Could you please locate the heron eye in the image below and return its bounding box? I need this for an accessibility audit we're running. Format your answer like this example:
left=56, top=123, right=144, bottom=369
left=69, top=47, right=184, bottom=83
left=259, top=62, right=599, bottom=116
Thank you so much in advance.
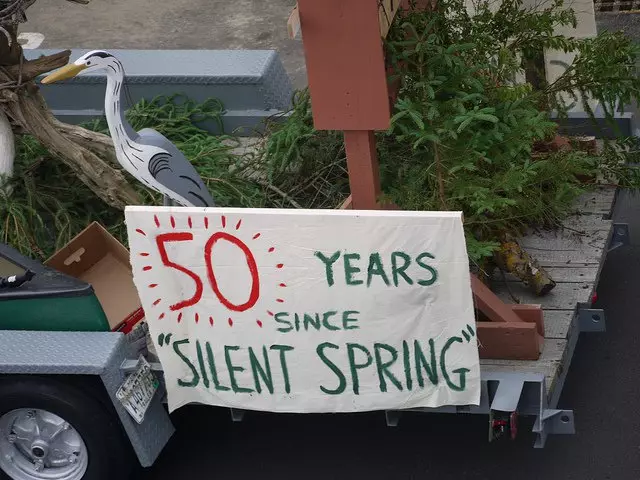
left=87, top=61, right=91, bottom=65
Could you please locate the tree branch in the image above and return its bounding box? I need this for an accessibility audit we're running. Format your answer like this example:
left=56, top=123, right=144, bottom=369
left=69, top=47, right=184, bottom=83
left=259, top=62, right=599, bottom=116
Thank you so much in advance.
left=0, top=1, right=135, bottom=210
left=1, top=86, right=141, bottom=208
left=53, top=119, right=119, bottom=167
left=5, top=50, right=70, bottom=81
left=0, top=53, right=141, bottom=209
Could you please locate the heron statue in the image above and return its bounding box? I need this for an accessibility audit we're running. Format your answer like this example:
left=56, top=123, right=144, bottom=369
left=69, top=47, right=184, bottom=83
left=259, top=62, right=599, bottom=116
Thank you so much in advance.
left=42, top=50, right=215, bottom=208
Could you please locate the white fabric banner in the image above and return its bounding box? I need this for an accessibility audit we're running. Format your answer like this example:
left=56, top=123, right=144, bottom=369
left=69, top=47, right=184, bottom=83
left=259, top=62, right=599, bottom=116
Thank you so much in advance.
left=125, top=206, right=480, bottom=413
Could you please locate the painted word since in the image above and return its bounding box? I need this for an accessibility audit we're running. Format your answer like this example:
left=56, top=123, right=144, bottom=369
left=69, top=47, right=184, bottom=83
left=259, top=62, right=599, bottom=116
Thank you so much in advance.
left=274, top=310, right=360, bottom=333
left=314, top=251, right=438, bottom=288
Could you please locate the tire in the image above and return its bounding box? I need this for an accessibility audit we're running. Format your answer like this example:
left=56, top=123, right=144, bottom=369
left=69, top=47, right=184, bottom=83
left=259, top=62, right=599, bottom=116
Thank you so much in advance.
left=0, top=376, right=134, bottom=480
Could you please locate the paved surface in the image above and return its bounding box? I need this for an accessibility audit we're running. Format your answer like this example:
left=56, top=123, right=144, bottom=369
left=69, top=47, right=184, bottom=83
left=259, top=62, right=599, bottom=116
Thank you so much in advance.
left=137, top=192, right=640, bottom=480
left=25, top=3, right=638, bottom=92
left=25, top=0, right=307, bottom=89
left=597, top=13, right=640, bottom=43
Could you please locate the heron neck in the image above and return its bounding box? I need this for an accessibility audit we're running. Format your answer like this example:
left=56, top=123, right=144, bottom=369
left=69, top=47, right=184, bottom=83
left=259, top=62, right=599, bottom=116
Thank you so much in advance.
left=104, top=66, right=138, bottom=143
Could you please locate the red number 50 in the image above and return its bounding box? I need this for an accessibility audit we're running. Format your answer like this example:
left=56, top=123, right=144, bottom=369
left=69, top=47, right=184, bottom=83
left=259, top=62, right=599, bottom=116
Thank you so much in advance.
left=155, top=232, right=260, bottom=313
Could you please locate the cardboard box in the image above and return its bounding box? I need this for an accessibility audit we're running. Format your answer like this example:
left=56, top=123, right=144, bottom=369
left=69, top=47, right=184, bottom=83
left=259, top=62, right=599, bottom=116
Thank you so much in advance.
left=46, top=222, right=144, bottom=331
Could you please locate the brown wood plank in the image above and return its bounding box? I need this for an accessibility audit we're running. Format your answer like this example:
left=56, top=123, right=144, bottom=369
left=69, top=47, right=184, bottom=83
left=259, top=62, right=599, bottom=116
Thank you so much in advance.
left=471, top=274, right=524, bottom=323
left=481, top=338, right=567, bottom=395
left=343, top=130, right=382, bottom=209
left=494, top=266, right=599, bottom=283
left=542, top=310, right=574, bottom=339
left=476, top=322, right=542, bottom=360
left=511, top=304, right=544, bottom=336
left=572, top=186, right=617, bottom=216
left=493, top=282, right=593, bottom=310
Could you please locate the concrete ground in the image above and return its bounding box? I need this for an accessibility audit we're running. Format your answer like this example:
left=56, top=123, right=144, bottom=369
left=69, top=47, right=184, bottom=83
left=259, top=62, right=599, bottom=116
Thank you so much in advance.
left=25, top=3, right=638, bottom=92
left=25, top=0, right=307, bottom=89
left=596, top=12, right=640, bottom=43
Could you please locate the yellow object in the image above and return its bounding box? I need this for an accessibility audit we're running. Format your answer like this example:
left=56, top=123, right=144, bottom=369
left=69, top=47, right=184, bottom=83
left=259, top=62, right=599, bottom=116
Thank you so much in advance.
left=41, top=63, right=87, bottom=84
left=494, top=237, right=557, bottom=296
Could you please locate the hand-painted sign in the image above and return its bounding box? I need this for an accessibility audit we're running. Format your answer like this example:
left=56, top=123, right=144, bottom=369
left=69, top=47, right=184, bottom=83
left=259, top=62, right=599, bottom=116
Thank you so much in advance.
left=125, top=206, right=481, bottom=413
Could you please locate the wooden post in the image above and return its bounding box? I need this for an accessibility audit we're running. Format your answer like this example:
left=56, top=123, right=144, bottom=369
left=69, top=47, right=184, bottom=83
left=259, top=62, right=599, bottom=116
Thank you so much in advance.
left=297, top=0, right=392, bottom=209
left=343, top=131, right=381, bottom=209
left=296, top=0, right=391, bottom=132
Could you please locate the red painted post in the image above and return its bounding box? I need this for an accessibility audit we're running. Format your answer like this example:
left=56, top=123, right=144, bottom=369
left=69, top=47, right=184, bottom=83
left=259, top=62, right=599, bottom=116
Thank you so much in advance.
left=297, top=0, right=390, bottom=210
left=343, top=131, right=381, bottom=210
left=297, top=0, right=391, bottom=131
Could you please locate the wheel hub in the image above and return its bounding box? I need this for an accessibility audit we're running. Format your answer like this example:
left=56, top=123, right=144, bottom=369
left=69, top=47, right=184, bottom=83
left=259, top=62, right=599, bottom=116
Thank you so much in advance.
left=30, top=444, right=46, bottom=459
left=0, top=409, right=88, bottom=480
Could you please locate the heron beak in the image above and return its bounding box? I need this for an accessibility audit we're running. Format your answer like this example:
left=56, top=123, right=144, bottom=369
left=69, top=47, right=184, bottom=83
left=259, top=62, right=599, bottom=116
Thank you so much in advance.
left=41, top=63, right=87, bottom=84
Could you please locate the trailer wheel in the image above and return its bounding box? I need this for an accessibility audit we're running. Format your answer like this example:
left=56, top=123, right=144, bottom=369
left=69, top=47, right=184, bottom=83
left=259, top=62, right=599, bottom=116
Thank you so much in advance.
left=0, top=376, right=133, bottom=480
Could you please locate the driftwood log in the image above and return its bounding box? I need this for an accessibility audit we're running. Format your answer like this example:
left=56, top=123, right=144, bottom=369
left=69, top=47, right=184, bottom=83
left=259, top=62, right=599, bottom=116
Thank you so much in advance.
left=0, top=3, right=140, bottom=208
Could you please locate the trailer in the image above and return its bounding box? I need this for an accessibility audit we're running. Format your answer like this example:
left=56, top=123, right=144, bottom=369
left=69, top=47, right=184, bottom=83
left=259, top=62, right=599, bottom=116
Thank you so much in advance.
left=0, top=241, right=174, bottom=480
left=0, top=182, right=623, bottom=480
left=386, top=185, right=624, bottom=446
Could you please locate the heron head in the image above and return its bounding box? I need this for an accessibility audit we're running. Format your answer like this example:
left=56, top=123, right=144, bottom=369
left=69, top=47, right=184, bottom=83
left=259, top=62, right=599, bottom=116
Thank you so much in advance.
left=42, top=50, right=118, bottom=84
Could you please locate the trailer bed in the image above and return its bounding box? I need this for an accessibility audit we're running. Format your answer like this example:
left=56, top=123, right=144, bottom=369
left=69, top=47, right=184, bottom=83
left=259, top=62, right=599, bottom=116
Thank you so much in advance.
left=135, top=185, right=620, bottom=448
left=485, top=185, right=617, bottom=402
left=387, top=186, right=619, bottom=447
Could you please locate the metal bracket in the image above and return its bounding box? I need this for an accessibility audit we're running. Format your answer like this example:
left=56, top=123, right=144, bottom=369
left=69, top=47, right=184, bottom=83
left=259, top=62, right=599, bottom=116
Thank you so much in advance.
left=385, top=411, right=402, bottom=427
left=578, top=307, right=606, bottom=333
left=533, top=409, right=575, bottom=448
left=230, top=408, right=246, bottom=422
left=490, top=377, right=525, bottom=412
left=120, top=358, right=164, bottom=374
left=380, top=304, right=607, bottom=447
left=385, top=372, right=577, bottom=448
left=532, top=376, right=576, bottom=448
left=608, top=223, right=630, bottom=252
left=488, top=378, right=524, bottom=443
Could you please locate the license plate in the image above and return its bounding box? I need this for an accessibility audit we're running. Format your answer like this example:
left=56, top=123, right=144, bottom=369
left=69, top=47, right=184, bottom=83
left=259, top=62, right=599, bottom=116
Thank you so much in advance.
left=116, top=356, right=158, bottom=424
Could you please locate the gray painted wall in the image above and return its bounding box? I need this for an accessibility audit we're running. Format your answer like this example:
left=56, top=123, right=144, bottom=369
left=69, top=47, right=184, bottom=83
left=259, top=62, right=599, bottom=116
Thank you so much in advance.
left=30, top=49, right=294, bottom=136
